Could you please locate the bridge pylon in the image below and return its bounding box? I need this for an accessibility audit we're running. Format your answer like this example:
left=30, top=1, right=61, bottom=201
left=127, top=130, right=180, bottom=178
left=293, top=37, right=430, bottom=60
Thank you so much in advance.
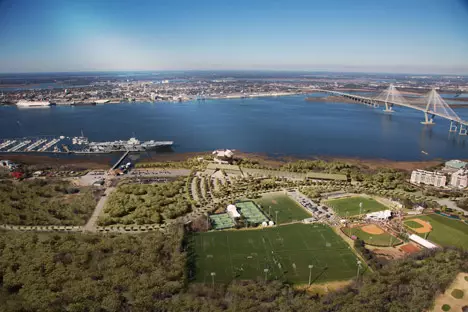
left=449, top=121, right=458, bottom=132
left=421, top=112, right=435, bottom=125
left=459, top=124, right=467, bottom=136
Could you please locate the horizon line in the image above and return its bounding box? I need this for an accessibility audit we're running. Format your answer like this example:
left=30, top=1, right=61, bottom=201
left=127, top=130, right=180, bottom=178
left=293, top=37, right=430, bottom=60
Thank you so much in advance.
left=1, top=69, right=467, bottom=77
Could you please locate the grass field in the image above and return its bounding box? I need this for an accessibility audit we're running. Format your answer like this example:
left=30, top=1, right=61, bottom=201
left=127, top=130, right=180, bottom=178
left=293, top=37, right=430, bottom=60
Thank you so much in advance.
left=325, top=196, right=389, bottom=217
left=343, top=226, right=401, bottom=247
left=404, top=220, right=424, bottom=229
left=405, top=214, right=468, bottom=250
left=189, top=223, right=362, bottom=284
left=254, top=193, right=311, bottom=224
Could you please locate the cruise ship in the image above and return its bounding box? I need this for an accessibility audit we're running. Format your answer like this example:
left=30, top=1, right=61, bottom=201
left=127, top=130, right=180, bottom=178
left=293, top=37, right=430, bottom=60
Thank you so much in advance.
left=16, top=100, right=51, bottom=108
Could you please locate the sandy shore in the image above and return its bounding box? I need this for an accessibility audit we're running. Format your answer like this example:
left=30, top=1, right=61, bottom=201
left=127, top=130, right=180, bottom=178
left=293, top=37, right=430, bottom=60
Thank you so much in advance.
left=2, top=150, right=450, bottom=172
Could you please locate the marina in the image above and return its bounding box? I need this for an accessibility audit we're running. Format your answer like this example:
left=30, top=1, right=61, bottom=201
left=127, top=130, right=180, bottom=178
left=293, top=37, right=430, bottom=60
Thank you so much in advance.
left=0, top=136, right=174, bottom=154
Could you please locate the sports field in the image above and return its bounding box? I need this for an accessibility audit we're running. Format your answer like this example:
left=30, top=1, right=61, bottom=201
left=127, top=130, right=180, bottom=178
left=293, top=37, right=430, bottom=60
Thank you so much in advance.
left=210, top=213, right=236, bottom=230
left=255, top=192, right=311, bottom=224
left=325, top=196, right=388, bottom=217
left=343, top=224, right=401, bottom=247
left=405, top=214, right=468, bottom=250
left=189, top=223, right=362, bottom=284
left=235, top=201, right=269, bottom=224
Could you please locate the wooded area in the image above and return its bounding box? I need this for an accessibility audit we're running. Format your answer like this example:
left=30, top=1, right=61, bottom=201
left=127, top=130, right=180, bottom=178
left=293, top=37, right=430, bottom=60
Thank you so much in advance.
left=98, top=179, right=191, bottom=226
left=0, top=228, right=465, bottom=312
left=0, top=179, right=97, bottom=225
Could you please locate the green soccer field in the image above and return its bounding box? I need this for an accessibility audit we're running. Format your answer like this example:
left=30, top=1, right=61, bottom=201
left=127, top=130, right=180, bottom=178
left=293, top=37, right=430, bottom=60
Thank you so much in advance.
left=254, top=192, right=312, bottom=224
left=406, top=214, right=468, bottom=250
left=343, top=226, right=401, bottom=247
left=325, top=196, right=388, bottom=217
left=189, top=224, right=362, bottom=284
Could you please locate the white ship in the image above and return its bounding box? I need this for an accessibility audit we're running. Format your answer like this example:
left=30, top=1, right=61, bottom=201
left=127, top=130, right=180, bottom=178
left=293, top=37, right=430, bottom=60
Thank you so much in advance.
left=85, top=137, right=173, bottom=153
left=16, top=100, right=51, bottom=108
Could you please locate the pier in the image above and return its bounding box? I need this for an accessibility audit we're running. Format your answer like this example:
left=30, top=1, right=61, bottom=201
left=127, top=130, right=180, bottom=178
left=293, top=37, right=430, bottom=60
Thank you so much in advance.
left=112, top=150, right=130, bottom=170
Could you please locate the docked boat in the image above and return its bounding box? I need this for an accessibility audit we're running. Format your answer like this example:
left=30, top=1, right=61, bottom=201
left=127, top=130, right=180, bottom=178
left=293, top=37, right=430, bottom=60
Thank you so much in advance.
left=85, top=137, right=173, bottom=153
left=16, top=100, right=51, bottom=108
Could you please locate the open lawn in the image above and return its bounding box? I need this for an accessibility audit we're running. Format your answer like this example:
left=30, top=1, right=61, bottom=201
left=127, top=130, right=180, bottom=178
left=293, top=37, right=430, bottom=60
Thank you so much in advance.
left=343, top=225, right=401, bottom=247
left=325, top=196, right=388, bottom=217
left=254, top=192, right=311, bottom=224
left=189, top=223, right=362, bottom=284
left=406, top=214, right=468, bottom=250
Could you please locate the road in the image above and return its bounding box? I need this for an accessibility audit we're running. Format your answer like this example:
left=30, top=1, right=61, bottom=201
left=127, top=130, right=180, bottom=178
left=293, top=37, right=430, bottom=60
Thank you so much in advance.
left=83, top=187, right=115, bottom=232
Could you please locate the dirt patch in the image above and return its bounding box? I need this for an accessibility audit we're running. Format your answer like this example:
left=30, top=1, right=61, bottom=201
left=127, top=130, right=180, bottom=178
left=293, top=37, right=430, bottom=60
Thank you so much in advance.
left=295, top=280, right=352, bottom=295
left=271, top=199, right=277, bottom=204
left=406, top=218, right=432, bottom=234
left=361, top=224, right=385, bottom=235
left=371, top=247, right=406, bottom=260
left=400, top=243, right=421, bottom=254
left=432, top=273, right=468, bottom=312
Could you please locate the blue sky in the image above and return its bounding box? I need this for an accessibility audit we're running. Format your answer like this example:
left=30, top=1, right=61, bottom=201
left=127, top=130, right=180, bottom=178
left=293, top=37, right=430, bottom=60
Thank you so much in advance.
left=0, top=0, right=467, bottom=74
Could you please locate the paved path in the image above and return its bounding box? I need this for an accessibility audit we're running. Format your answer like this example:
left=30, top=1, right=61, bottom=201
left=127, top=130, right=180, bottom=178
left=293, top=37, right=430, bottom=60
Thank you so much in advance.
left=83, top=187, right=115, bottom=232
left=436, top=198, right=468, bottom=216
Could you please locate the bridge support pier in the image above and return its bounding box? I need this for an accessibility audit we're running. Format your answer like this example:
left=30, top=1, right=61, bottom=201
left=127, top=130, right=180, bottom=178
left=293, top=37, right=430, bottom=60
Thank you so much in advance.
left=459, top=124, right=467, bottom=136
left=421, top=112, right=435, bottom=125
left=449, top=121, right=458, bottom=133
left=383, top=102, right=393, bottom=113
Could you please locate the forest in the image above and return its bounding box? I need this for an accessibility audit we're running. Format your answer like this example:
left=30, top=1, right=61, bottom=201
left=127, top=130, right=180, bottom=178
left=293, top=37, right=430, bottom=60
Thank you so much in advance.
left=0, top=179, right=98, bottom=225
left=0, top=228, right=466, bottom=312
left=98, top=179, right=191, bottom=226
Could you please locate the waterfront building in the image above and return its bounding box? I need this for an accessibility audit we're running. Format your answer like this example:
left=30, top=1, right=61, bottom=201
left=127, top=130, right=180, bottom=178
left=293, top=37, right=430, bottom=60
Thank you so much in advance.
left=450, top=169, right=468, bottom=189
left=213, top=149, right=234, bottom=164
left=410, top=169, right=447, bottom=187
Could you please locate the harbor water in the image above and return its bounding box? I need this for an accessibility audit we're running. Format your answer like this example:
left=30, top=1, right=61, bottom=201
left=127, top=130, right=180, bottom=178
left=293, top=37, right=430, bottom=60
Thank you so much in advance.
left=0, top=94, right=468, bottom=161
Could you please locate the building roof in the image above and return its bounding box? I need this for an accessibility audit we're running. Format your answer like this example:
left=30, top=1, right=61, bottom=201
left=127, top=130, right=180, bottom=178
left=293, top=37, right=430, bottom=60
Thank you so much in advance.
left=409, top=234, right=438, bottom=249
left=365, top=210, right=392, bottom=219
left=445, top=159, right=467, bottom=169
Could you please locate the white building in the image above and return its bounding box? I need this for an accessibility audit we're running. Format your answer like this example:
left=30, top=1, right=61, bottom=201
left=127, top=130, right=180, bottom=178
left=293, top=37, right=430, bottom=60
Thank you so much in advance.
left=410, top=169, right=447, bottom=187
left=365, top=210, right=392, bottom=221
left=226, top=204, right=241, bottom=218
left=450, top=169, right=468, bottom=189
left=409, top=234, right=438, bottom=249
left=213, top=149, right=234, bottom=164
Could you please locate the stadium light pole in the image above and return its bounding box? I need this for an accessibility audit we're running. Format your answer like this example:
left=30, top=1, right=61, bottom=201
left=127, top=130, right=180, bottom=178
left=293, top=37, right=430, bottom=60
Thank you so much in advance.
left=264, top=268, right=269, bottom=282
left=308, top=265, right=313, bottom=285
left=356, top=260, right=362, bottom=281
left=269, top=206, right=271, bottom=218
left=211, top=272, right=216, bottom=288
left=275, top=211, right=278, bottom=225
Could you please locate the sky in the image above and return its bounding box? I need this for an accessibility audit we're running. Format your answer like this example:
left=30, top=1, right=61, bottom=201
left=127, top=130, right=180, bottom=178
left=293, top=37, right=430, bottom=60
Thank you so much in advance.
left=0, top=0, right=468, bottom=74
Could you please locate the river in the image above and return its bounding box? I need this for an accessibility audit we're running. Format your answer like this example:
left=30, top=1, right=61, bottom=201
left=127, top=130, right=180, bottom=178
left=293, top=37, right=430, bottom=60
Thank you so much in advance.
left=0, top=94, right=467, bottom=161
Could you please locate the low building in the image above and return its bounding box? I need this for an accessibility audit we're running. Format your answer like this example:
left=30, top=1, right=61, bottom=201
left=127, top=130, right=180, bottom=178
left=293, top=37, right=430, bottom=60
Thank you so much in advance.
left=410, top=169, right=447, bottom=187
left=213, top=149, right=234, bottom=164
left=450, top=169, right=468, bottom=188
left=445, top=159, right=467, bottom=170
left=365, top=210, right=392, bottom=221
left=409, top=234, right=438, bottom=249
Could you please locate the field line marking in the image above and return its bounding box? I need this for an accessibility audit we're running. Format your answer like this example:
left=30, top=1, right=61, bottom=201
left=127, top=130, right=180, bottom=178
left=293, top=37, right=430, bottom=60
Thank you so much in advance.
left=226, top=235, right=235, bottom=280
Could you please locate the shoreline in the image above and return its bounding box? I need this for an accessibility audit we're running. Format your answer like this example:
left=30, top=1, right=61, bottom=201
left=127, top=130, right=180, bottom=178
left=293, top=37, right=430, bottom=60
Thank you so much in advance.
left=2, top=150, right=450, bottom=172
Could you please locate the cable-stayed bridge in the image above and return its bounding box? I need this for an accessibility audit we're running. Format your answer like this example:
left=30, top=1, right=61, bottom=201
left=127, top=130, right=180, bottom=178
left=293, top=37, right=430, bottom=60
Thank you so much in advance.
left=311, top=84, right=468, bottom=135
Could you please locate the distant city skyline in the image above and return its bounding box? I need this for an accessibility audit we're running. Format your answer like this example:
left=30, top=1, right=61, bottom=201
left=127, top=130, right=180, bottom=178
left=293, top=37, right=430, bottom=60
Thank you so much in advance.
left=1, top=0, right=468, bottom=74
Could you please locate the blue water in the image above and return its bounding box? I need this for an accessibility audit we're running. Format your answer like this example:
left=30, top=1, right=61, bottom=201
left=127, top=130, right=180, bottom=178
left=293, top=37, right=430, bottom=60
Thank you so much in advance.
left=1, top=95, right=468, bottom=160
